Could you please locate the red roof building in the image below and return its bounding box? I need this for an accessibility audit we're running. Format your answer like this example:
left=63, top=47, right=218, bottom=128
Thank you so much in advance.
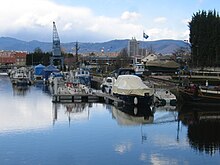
left=0, top=51, right=27, bottom=66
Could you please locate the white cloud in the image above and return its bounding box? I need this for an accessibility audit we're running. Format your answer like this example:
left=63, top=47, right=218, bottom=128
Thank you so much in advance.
left=181, top=18, right=190, bottom=25
left=145, top=27, right=188, bottom=41
left=0, top=0, right=94, bottom=41
left=0, top=0, right=188, bottom=42
left=150, top=154, right=180, bottom=165
left=139, top=153, right=147, bottom=161
left=182, top=29, right=190, bottom=40
left=63, top=23, right=73, bottom=31
left=153, top=17, right=167, bottom=24
left=121, top=11, right=141, bottom=22
left=114, top=142, right=132, bottom=154
left=0, top=92, right=53, bottom=133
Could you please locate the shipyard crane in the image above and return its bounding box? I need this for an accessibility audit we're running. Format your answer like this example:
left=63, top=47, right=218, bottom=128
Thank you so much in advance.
left=50, top=21, right=64, bottom=67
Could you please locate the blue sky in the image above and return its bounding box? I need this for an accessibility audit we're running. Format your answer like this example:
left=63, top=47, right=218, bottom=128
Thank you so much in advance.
left=0, top=0, right=219, bottom=43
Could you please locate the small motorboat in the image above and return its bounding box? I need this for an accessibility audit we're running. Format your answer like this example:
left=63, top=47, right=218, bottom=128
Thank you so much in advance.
left=154, top=89, right=177, bottom=106
left=112, top=75, right=154, bottom=106
left=100, top=77, right=114, bottom=94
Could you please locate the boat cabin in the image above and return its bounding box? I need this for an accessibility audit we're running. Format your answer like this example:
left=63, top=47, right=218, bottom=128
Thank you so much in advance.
left=112, top=68, right=135, bottom=78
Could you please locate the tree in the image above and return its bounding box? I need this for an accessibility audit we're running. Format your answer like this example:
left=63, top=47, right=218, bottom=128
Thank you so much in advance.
left=189, top=10, right=220, bottom=68
left=75, top=41, right=80, bottom=63
left=114, top=48, right=132, bottom=69
left=172, top=46, right=191, bottom=64
left=146, top=45, right=156, bottom=55
left=26, top=48, right=51, bottom=66
left=34, top=47, right=43, bottom=54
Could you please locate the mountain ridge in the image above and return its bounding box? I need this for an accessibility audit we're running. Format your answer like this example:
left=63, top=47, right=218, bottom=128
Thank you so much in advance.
left=0, top=37, right=190, bottom=54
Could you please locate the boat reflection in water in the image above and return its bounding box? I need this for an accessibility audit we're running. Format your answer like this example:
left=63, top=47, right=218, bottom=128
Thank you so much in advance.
left=52, top=103, right=92, bottom=125
left=12, top=85, right=30, bottom=96
left=34, top=82, right=53, bottom=96
left=178, top=104, right=220, bottom=155
left=112, top=105, right=154, bottom=126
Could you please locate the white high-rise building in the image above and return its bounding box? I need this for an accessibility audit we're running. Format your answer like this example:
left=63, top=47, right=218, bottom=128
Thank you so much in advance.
left=128, top=37, right=139, bottom=57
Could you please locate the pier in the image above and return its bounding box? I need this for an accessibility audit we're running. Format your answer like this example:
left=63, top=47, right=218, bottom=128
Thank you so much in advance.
left=52, top=92, right=125, bottom=107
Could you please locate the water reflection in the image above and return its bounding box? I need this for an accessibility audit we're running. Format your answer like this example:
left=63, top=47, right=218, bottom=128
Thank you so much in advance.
left=178, top=104, right=220, bottom=155
left=12, top=85, right=30, bottom=96
left=112, top=105, right=154, bottom=126
left=34, top=82, right=53, bottom=96
left=52, top=103, right=92, bottom=125
left=0, top=79, right=53, bottom=134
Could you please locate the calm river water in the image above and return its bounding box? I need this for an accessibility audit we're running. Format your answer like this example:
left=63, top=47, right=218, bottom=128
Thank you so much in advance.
left=0, top=75, right=220, bottom=165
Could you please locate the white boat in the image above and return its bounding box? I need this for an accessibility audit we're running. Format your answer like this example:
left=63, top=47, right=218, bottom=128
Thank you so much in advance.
left=57, top=77, right=93, bottom=95
left=10, top=67, right=31, bottom=86
left=133, top=63, right=145, bottom=77
left=67, top=83, right=92, bottom=95
left=112, top=75, right=154, bottom=106
left=0, top=72, right=8, bottom=76
left=48, top=72, right=64, bottom=85
left=154, top=89, right=177, bottom=106
left=100, top=77, right=114, bottom=94
left=73, top=68, right=92, bottom=87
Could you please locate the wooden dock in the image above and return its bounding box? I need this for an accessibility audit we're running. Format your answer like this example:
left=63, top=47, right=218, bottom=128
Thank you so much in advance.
left=52, top=93, right=99, bottom=103
left=52, top=92, right=124, bottom=107
left=95, top=92, right=124, bottom=107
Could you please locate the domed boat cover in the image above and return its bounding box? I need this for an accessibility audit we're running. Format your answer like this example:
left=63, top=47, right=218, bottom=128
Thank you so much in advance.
left=112, top=75, right=154, bottom=96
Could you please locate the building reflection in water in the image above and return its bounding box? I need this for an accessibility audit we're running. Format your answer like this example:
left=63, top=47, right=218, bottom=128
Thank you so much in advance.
left=52, top=103, right=92, bottom=125
left=178, top=104, right=220, bottom=155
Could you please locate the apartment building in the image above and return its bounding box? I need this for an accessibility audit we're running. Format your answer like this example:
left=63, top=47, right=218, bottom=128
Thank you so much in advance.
left=0, top=51, right=27, bottom=66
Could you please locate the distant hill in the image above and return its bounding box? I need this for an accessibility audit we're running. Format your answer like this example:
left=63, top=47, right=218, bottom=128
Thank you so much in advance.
left=0, top=37, right=190, bottom=54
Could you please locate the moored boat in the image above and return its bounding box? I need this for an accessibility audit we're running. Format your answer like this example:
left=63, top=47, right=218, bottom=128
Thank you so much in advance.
left=176, top=84, right=220, bottom=107
left=73, top=68, right=92, bottom=87
left=48, top=72, right=64, bottom=85
left=112, top=75, right=154, bottom=106
left=100, top=77, right=114, bottom=94
left=10, top=67, right=31, bottom=86
left=142, top=54, right=179, bottom=73
left=133, top=63, right=145, bottom=77
left=146, top=60, right=179, bottom=73
left=112, top=68, right=136, bottom=78
left=33, top=64, right=46, bottom=82
left=154, top=89, right=177, bottom=106
left=66, top=79, right=93, bottom=95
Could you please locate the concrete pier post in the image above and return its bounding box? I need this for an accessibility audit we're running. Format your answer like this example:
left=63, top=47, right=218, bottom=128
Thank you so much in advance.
left=54, top=78, right=58, bottom=95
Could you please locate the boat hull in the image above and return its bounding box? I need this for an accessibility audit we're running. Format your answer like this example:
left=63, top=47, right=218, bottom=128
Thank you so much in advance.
left=177, top=87, right=220, bottom=107
left=114, top=93, right=154, bottom=107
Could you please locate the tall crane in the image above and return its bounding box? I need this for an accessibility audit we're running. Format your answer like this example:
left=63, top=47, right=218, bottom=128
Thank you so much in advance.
left=52, top=21, right=61, bottom=57
left=50, top=22, right=64, bottom=67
